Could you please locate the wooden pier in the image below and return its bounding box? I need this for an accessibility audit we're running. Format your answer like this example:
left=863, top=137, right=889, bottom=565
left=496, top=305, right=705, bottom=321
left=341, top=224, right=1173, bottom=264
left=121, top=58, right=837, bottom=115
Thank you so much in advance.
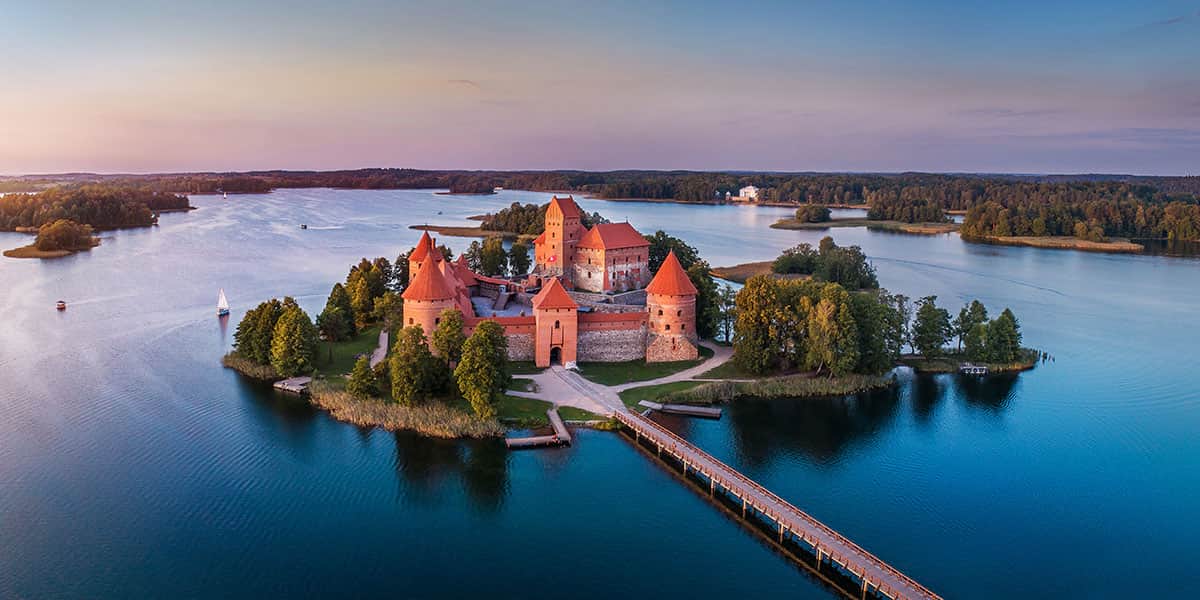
left=273, top=376, right=312, bottom=395
left=638, top=400, right=723, bottom=419
left=505, top=408, right=573, bottom=449
left=614, top=411, right=940, bottom=600
left=958, top=363, right=988, bottom=375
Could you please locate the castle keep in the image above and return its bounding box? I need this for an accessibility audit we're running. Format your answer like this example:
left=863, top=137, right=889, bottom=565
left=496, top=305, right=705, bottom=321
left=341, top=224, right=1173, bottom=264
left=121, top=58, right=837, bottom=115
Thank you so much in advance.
left=402, top=196, right=698, bottom=367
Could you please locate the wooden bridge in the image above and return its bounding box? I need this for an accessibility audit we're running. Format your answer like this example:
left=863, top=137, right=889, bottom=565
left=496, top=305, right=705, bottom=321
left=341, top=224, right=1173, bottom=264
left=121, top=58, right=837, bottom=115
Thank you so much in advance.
left=613, top=410, right=941, bottom=600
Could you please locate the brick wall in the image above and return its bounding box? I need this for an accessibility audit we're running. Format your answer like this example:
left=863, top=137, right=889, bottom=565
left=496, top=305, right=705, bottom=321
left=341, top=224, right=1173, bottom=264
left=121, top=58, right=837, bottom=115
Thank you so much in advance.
left=505, top=333, right=534, bottom=361
left=645, top=333, right=699, bottom=363
left=577, top=327, right=647, bottom=362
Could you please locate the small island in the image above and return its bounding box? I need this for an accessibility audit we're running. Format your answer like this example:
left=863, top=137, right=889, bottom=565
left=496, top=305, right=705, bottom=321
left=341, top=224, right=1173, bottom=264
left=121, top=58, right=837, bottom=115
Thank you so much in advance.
left=3, top=219, right=100, bottom=259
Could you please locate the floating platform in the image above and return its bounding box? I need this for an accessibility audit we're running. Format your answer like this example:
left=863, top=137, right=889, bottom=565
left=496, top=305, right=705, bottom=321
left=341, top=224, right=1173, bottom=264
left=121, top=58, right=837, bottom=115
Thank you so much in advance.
left=273, top=376, right=312, bottom=394
left=505, top=408, right=572, bottom=449
left=959, top=363, right=989, bottom=375
left=638, top=400, right=722, bottom=419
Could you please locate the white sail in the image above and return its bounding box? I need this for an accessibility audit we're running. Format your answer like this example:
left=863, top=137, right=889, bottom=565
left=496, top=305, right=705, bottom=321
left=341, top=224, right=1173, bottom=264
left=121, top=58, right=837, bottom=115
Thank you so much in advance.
left=217, top=289, right=229, bottom=311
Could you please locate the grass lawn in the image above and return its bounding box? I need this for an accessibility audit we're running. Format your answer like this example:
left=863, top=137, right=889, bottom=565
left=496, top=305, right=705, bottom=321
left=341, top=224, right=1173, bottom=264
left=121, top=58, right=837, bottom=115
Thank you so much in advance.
left=695, top=358, right=761, bottom=380
left=510, top=377, right=537, bottom=392
left=558, top=406, right=603, bottom=421
left=577, top=345, right=713, bottom=386
left=495, top=394, right=552, bottom=427
left=617, top=380, right=707, bottom=410
left=315, top=326, right=382, bottom=377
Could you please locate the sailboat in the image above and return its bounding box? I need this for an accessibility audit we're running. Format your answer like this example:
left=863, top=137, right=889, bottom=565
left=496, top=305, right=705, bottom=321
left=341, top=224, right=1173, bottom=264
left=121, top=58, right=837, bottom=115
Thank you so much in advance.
left=217, top=289, right=230, bottom=316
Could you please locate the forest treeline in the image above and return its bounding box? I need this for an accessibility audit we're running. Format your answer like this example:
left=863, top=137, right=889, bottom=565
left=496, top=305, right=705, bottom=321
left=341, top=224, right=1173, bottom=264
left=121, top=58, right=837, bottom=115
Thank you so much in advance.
left=0, top=185, right=190, bottom=230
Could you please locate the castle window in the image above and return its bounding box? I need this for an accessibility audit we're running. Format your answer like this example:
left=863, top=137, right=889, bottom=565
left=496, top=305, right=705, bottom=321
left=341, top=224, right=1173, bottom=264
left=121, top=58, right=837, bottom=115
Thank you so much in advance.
left=434, top=318, right=440, bottom=325
left=555, top=320, right=560, bottom=329
left=681, top=324, right=686, bottom=331
left=657, top=309, right=663, bottom=316
left=677, top=310, right=682, bottom=317
left=587, top=272, right=591, bottom=278
left=552, top=232, right=556, bottom=238
left=409, top=318, right=413, bottom=325
left=665, top=324, right=671, bottom=331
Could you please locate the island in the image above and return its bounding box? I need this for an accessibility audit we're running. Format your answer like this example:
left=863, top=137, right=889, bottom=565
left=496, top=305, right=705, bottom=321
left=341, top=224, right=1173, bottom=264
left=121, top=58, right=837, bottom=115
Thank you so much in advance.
left=3, top=219, right=100, bottom=259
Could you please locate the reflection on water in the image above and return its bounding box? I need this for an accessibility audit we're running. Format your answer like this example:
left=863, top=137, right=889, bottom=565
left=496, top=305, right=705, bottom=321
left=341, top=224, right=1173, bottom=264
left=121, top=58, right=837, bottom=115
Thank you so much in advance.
left=392, top=432, right=510, bottom=512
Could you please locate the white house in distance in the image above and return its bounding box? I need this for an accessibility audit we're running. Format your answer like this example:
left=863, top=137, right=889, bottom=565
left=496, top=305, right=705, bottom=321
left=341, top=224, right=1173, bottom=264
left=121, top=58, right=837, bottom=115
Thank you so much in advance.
left=729, top=185, right=760, bottom=202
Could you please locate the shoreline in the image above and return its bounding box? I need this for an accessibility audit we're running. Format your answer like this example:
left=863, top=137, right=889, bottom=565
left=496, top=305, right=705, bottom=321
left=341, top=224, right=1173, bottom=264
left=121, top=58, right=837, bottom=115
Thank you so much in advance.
left=899, top=348, right=1041, bottom=374
left=771, top=217, right=958, bottom=235
left=409, top=223, right=536, bottom=241
left=970, top=235, right=1143, bottom=254
left=3, top=237, right=100, bottom=259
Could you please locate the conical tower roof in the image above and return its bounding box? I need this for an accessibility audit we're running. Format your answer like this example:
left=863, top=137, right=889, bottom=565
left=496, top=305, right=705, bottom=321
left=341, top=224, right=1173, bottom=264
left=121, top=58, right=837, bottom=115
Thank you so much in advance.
left=646, top=250, right=697, bottom=296
left=402, top=256, right=455, bottom=301
left=410, top=231, right=437, bottom=262
left=531, top=277, right=578, bottom=310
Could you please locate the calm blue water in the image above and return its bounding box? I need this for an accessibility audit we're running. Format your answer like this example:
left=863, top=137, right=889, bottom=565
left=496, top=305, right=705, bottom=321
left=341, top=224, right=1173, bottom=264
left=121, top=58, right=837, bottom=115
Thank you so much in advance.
left=1, top=189, right=1197, bottom=598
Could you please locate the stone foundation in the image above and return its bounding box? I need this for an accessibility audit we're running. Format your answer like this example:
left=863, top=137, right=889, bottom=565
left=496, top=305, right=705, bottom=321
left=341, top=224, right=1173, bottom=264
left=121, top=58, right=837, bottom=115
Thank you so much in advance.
left=577, top=328, right=646, bottom=362
left=505, top=333, right=534, bottom=361
left=645, top=334, right=699, bottom=363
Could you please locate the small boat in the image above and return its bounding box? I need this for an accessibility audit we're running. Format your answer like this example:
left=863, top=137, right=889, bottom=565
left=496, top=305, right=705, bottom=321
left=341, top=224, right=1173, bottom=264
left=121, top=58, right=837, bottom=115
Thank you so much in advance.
left=56, top=300, right=67, bottom=311
left=222, top=191, right=228, bottom=200
left=300, top=224, right=308, bottom=230
left=217, top=288, right=230, bottom=316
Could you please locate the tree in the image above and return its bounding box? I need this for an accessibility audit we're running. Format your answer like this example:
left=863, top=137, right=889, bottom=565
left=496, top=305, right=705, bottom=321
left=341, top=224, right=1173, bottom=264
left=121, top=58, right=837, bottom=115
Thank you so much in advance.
left=716, top=283, right=737, bottom=343
left=912, top=296, right=951, bottom=358
left=479, top=237, right=508, bottom=276
left=34, top=219, right=96, bottom=251
left=987, top=308, right=1022, bottom=362
left=795, top=205, right=832, bottom=223
left=346, top=355, right=379, bottom=399
left=455, top=320, right=510, bottom=419
left=373, top=257, right=394, bottom=292
left=732, top=275, right=783, bottom=374
left=687, top=262, right=720, bottom=339
left=645, top=231, right=700, bottom=271
left=432, top=308, right=466, bottom=366
left=388, top=325, right=446, bottom=406
left=463, top=241, right=483, bottom=272
left=316, top=306, right=352, bottom=342
left=270, top=302, right=319, bottom=377
left=508, top=241, right=531, bottom=275
left=953, top=300, right=988, bottom=351
left=234, top=298, right=284, bottom=364
left=370, top=291, right=402, bottom=326
left=348, top=275, right=374, bottom=327
left=964, top=322, right=990, bottom=361
left=392, top=250, right=410, bottom=291
left=327, top=283, right=357, bottom=333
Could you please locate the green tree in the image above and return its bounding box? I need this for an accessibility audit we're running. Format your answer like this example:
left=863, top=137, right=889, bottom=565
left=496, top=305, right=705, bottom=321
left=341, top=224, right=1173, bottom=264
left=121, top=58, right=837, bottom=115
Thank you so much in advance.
left=732, top=275, right=782, bottom=374
left=964, top=322, right=990, bottom=361
left=987, top=308, right=1022, bottom=362
left=325, top=282, right=357, bottom=336
left=479, top=237, right=508, bottom=276
left=392, top=250, right=411, bottom=291
left=432, top=308, right=467, bottom=366
left=233, top=298, right=284, bottom=364
left=716, top=284, right=738, bottom=343
left=953, top=300, right=988, bottom=351
left=912, top=296, right=951, bottom=358
left=270, top=302, right=319, bottom=377
left=316, top=306, right=352, bottom=342
left=848, top=292, right=892, bottom=374
left=454, top=320, right=510, bottom=419
left=644, top=231, right=701, bottom=271
left=795, top=204, right=832, bottom=223
left=348, top=275, right=374, bottom=326
left=463, top=241, right=483, bottom=272
left=687, top=261, right=720, bottom=339
left=346, top=355, right=379, bottom=399
left=371, top=291, right=402, bottom=326
left=508, top=241, right=531, bottom=275
left=388, top=325, right=446, bottom=406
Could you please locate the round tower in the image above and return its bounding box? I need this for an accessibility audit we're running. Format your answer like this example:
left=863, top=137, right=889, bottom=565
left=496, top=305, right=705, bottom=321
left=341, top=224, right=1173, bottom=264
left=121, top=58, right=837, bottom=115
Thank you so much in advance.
left=401, top=257, right=457, bottom=344
left=644, top=250, right=699, bottom=362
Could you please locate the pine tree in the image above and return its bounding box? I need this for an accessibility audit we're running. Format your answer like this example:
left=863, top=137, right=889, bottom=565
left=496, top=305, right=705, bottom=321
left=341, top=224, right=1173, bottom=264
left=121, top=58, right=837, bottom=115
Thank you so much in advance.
left=480, top=237, right=508, bottom=276
left=346, top=355, right=379, bottom=399
left=953, top=299, right=988, bottom=351
left=270, top=303, right=318, bottom=377
left=912, top=296, right=951, bottom=358
left=348, top=275, right=373, bottom=327
left=316, top=306, right=352, bottom=342
left=432, top=308, right=466, bottom=365
left=455, top=320, right=510, bottom=419
left=326, top=282, right=357, bottom=335
left=508, top=241, right=531, bottom=275
left=987, top=308, right=1022, bottom=362
left=964, top=322, right=990, bottom=361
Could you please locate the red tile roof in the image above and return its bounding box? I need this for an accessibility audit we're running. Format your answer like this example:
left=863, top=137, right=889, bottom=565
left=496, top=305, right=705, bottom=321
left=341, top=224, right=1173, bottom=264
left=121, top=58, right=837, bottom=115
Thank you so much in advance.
left=454, top=256, right=478, bottom=286
left=531, top=277, right=578, bottom=310
left=533, top=231, right=546, bottom=245
left=645, top=250, right=697, bottom=296
left=546, top=195, right=582, bottom=219
left=410, top=231, right=436, bottom=262
left=576, top=222, right=649, bottom=250
left=402, top=257, right=456, bottom=301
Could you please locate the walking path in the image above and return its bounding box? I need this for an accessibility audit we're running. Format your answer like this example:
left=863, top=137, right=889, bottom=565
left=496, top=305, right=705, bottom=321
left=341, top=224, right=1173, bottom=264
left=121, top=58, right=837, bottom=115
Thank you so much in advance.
left=368, top=329, right=389, bottom=368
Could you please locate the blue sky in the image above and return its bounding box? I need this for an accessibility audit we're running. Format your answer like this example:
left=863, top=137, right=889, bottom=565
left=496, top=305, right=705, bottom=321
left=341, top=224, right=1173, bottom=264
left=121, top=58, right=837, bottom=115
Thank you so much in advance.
left=1, top=1, right=1198, bottom=174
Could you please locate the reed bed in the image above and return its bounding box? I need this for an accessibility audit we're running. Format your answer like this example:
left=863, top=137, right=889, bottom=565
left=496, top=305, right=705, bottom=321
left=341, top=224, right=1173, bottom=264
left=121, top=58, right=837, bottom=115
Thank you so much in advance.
left=309, top=381, right=504, bottom=439
left=662, top=373, right=894, bottom=404
left=221, top=353, right=280, bottom=381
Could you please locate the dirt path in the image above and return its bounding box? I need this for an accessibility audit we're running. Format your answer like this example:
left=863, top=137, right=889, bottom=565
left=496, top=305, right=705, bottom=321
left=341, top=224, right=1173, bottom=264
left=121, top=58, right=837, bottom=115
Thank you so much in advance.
left=369, top=329, right=388, bottom=368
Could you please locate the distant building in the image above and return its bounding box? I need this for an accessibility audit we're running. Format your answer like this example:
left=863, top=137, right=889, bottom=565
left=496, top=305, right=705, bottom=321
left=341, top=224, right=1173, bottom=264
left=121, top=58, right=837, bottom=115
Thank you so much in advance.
left=738, top=185, right=760, bottom=200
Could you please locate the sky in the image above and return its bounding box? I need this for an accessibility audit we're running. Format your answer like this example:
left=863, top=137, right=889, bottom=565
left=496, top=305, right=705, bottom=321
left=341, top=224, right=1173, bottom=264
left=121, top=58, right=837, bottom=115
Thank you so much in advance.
left=1, top=0, right=1198, bottom=175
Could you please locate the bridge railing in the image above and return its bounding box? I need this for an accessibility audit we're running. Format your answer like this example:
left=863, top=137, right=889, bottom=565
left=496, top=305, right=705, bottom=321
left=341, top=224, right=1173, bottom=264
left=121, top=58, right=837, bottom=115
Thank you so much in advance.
left=614, top=411, right=939, bottom=600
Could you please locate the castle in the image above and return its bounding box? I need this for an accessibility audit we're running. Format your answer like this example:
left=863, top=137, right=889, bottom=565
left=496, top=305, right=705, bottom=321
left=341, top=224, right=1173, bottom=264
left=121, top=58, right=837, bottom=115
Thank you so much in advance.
left=401, top=196, right=699, bottom=368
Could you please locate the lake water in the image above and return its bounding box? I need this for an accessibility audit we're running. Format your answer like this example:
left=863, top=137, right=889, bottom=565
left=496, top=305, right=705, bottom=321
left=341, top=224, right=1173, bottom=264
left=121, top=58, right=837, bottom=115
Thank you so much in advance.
left=2, top=189, right=1197, bottom=598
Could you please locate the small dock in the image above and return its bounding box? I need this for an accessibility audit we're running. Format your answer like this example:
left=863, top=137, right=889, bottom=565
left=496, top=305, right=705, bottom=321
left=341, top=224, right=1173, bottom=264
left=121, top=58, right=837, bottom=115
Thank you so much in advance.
left=638, top=400, right=722, bottom=419
left=959, top=363, right=988, bottom=375
left=505, top=408, right=572, bottom=449
left=273, top=376, right=312, bottom=395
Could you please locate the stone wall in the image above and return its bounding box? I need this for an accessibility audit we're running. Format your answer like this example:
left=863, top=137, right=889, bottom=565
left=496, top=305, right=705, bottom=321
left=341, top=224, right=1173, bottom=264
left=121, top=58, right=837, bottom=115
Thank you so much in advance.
left=505, top=333, right=534, bottom=361
left=577, top=328, right=646, bottom=362
left=645, top=333, right=699, bottom=363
